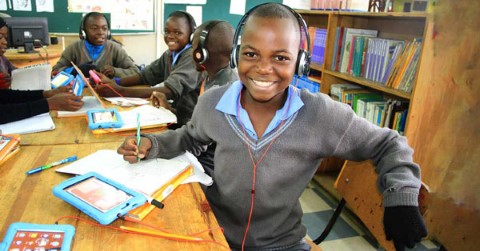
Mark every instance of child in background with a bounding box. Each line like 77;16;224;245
94;11;204;127
151;20;238;175
53;12;139;78
0;16;83;124
0;17;15;89
117;3;427;251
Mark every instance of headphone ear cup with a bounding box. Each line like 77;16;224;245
295;50;310;77
80;29;86;40
230;45;240;69
194;48;208;64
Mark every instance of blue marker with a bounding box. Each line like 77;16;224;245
26;156;77;175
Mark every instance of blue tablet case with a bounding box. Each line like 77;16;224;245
72;74;84;96
86;108;123;130
51;71;74;89
0;222;75;251
52;172;146;225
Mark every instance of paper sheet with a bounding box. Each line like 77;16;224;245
0;113;55;134
57;96;103;117
103;97;150;107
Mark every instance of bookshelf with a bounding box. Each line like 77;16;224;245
297;10;429;250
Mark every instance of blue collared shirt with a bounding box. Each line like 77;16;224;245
171;44;192;67
84;40;105;61
215;80;304;140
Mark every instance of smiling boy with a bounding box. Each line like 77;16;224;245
94;11;204;127
53;12;139;78
117;3;427;251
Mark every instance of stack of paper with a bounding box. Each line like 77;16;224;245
0;113;55;134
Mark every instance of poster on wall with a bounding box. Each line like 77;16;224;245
67;0;110;12
68;0;154;31
12;0;32;11
0;0;6;11
111;0;154;30
36;0;54;12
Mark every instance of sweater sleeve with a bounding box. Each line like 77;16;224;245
53;42;79;72
140;52;167;85
163;48;202;101
0;90;49;124
108;42;140;78
318;95;421;207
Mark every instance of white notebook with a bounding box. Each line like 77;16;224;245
11;63;52;91
0;112;55;134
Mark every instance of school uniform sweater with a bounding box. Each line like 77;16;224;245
0;89;48;124
140;47;204;127
143;83;421;250
53;40;139;78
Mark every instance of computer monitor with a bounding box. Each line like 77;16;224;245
3;17;50;53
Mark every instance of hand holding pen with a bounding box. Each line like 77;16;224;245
117;136;152;164
26;156;77;175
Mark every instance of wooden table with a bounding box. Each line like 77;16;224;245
0;143;229;250
5;47;62;68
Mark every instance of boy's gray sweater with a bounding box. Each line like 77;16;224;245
144;84;421;250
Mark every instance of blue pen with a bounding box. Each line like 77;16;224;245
26;156;78;175
136;113;141;162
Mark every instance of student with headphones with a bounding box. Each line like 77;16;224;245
151;19;238;174
53;12;139;78
94;11;204;128
117;3;427;251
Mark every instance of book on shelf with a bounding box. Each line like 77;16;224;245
0;134;20;165
311;27;328;66
390;39;422;89
341;89;370;107
331;27;345;71
339;28;378;74
91;105;177;134
330;83;362;102
11;63;51;91
351;92;383;115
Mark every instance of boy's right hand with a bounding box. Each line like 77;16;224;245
151;91;176;113
117;136;153;164
47;93;84;111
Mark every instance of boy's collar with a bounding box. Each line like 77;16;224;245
171;44;192;66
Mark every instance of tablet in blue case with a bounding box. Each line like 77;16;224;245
52;172;146;225
86;108;123;130
51;71;74;89
72;74;84;96
0;222;75;251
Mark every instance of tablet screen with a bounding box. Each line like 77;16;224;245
92;111;118;124
64;177;132;212
7;229;65;250
52;74;70;88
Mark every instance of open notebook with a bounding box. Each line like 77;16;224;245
0;113;55;134
56;149;194;220
91;105;177;134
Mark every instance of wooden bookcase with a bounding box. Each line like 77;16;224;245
297;10;429;250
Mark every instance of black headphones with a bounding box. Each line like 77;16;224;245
79;12;111;40
172;10;197;43
229;3;311;77
193;20;225;64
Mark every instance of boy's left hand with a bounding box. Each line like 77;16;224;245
100;65;115;78
383;206;428;251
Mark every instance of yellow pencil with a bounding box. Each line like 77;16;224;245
120;226;202;241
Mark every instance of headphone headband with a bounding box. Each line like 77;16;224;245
229;3;311;76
